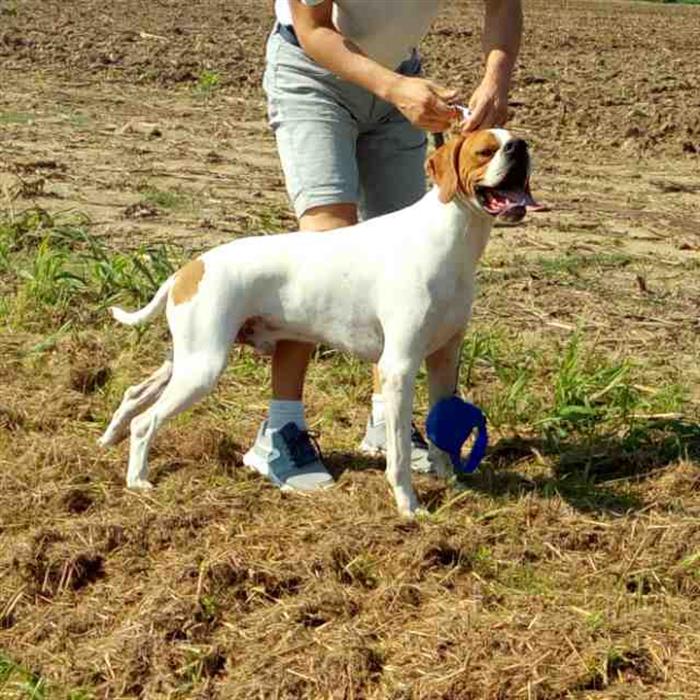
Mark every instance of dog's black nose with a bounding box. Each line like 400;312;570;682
503;139;528;158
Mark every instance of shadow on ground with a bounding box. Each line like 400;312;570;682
461;418;700;515
328;419;700;516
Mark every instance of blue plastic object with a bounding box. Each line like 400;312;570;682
426;396;488;474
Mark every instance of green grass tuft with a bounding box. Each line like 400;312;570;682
193;69;222;97
0;207;181;330
138;186;191;210
0;111;33;125
0;652;48;699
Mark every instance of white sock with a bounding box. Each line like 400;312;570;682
371;393;385;425
267;399;307;433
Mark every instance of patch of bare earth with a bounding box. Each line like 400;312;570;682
1;1;699;698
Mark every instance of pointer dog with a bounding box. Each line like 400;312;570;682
99;129;536;516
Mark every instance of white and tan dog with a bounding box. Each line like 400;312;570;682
99;129;536;516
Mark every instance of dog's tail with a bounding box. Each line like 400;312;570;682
110;277;173;326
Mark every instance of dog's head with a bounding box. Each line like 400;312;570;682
426;129;537;223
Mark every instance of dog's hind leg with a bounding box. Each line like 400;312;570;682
98;359;173;448
125;349;229;490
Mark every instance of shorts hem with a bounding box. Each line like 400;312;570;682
293;191;358;219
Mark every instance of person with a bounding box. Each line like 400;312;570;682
243;0;523;491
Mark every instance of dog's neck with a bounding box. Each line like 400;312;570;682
422;186;493;264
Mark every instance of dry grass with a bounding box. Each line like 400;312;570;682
1;0;700;698
1;203;698;699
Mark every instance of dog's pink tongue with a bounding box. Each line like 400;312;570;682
502;188;548;213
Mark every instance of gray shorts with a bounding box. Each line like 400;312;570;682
263;30;427;221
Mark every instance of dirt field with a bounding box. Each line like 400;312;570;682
1;0;700;698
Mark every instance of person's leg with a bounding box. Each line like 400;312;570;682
247;31;365;490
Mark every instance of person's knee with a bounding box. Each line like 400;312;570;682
300;202;357;232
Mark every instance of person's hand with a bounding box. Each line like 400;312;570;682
386;76;460;132
461;75;510;132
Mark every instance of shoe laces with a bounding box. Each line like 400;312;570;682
279;422;323;469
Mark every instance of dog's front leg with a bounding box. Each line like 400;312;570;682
425;333;464;478
378;351;420;516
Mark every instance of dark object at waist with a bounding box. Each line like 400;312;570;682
277;22;302;47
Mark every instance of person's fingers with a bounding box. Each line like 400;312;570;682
424;98;459;129
461;98;490;132
428;82;459;103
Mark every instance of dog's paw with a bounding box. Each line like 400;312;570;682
395;487;419;518
98;427;129;448
398;505;431;521
127;479;154;491
98;433;116;448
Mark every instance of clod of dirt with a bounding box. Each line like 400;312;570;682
0;405;27;431
69;364;111;394
206;561;248;589
216;435;242;471
294;592;360;627
62;488;94;514
18;540;105;596
327;545;378;588
205;150;224;164
202;558;303;611
10;159;67;175
117;120;162;138
60;335;113;394
0;611;15;630
650;178;700;194
99;525;127;553
420;539;468;573
625;573;655;595
196;648;227;679
573;647;660;691
123;201;160;219
15;176;46;198
320;642;385;693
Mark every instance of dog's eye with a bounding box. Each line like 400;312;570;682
477;148;496;158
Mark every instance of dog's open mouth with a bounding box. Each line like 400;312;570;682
476;185;540;222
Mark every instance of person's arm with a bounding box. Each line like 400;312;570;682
462;0;522;132
290;0;458;132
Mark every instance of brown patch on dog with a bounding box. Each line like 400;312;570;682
426;130;500;203
458;131;501;198
426;136;464;203
171;258;205;305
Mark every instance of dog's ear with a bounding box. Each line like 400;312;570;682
425;136;465;204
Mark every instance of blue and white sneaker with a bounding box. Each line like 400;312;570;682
359;417;434;474
243;421;334;492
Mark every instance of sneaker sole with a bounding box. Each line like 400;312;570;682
243;450;286;489
243;450;334;493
